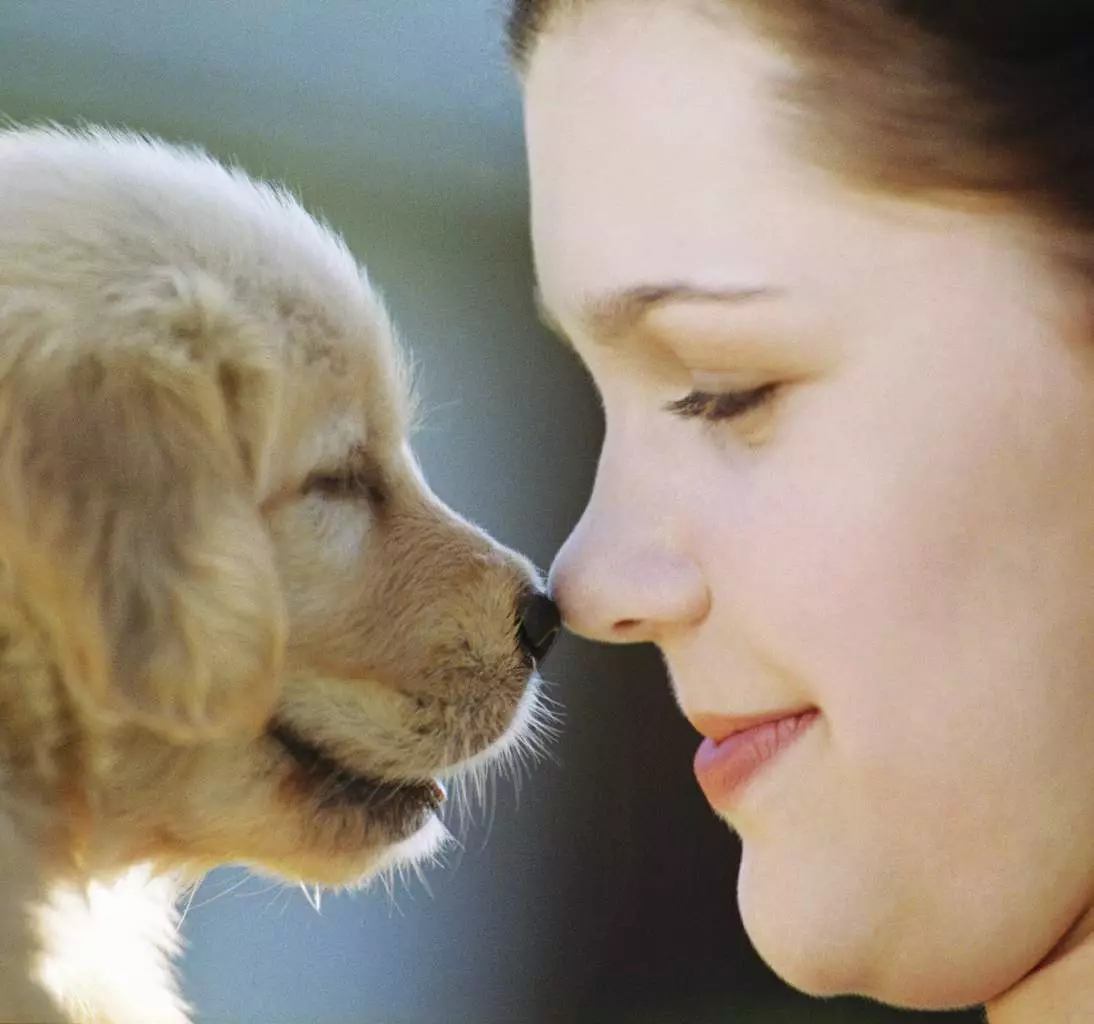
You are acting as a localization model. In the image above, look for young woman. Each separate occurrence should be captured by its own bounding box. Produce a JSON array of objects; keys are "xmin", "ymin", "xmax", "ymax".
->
[{"xmin": 507, "ymin": 2, "xmax": 1094, "ymax": 1019}]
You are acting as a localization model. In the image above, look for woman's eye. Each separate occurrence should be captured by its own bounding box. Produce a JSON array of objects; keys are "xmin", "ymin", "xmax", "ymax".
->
[{"xmin": 664, "ymin": 381, "xmax": 781, "ymax": 423}]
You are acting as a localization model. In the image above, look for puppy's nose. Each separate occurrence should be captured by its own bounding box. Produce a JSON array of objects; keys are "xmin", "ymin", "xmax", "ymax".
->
[{"xmin": 516, "ymin": 588, "xmax": 561, "ymax": 667}]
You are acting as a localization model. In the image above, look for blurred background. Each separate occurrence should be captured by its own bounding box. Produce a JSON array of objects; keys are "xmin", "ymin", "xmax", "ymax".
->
[{"xmin": 2, "ymin": 4, "xmax": 980, "ymax": 1023}]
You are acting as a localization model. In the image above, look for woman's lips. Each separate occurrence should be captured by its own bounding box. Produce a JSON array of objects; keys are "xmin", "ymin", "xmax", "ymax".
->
[{"xmin": 691, "ymin": 708, "xmax": 819, "ymax": 809}]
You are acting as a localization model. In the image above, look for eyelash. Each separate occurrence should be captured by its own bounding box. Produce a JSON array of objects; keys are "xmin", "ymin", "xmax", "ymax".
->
[{"xmin": 664, "ymin": 382, "xmax": 781, "ymax": 423}]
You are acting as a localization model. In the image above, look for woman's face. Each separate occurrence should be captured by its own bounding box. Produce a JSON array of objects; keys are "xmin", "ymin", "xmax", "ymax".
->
[{"xmin": 525, "ymin": 1, "xmax": 1094, "ymax": 1010}]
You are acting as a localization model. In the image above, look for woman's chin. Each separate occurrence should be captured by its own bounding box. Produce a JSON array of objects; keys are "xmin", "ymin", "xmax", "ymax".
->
[{"xmin": 737, "ymin": 847, "xmax": 1003, "ymax": 1012}]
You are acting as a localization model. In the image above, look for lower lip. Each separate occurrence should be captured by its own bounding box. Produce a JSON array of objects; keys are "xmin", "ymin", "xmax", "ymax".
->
[{"xmin": 693, "ymin": 710, "xmax": 819, "ymax": 808}]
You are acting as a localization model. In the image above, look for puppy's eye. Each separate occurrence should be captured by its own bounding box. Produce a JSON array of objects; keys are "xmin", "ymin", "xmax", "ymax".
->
[{"xmin": 303, "ymin": 469, "xmax": 386, "ymax": 507}]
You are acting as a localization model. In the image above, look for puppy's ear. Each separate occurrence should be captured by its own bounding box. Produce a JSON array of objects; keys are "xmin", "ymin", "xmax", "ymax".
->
[{"xmin": 0, "ymin": 272, "xmax": 286, "ymax": 741}]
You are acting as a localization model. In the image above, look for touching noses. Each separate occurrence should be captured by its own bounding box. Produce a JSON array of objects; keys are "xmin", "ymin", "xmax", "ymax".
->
[
  {"xmin": 516, "ymin": 587, "xmax": 562, "ymax": 666},
  {"xmin": 547, "ymin": 482, "xmax": 710, "ymax": 646}
]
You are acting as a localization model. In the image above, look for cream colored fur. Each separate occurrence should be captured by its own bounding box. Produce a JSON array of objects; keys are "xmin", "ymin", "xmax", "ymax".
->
[{"xmin": 0, "ymin": 125, "xmax": 550, "ymax": 1022}]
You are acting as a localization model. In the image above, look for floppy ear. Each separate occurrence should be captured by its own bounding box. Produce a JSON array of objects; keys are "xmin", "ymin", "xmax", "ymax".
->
[{"xmin": 0, "ymin": 273, "xmax": 286, "ymax": 741}]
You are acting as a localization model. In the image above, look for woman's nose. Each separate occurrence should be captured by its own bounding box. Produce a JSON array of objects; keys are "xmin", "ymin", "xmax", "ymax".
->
[{"xmin": 548, "ymin": 493, "xmax": 710, "ymax": 646}]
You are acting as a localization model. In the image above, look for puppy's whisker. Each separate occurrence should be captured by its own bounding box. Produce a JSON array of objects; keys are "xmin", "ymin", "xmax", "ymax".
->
[
  {"xmin": 374, "ymin": 866, "xmax": 411, "ymax": 918},
  {"xmin": 507, "ymin": 755, "xmax": 525, "ymax": 811},
  {"xmin": 407, "ymin": 398, "xmax": 463, "ymax": 439},
  {"xmin": 260, "ymin": 882, "xmax": 301, "ymax": 919},
  {"xmin": 479, "ymin": 774, "xmax": 500, "ymax": 853},
  {"xmin": 299, "ymin": 883, "xmax": 323, "ymax": 914},
  {"xmin": 176, "ymin": 877, "xmax": 204, "ymax": 928},
  {"xmin": 406, "ymin": 859, "xmax": 435, "ymax": 901},
  {"xmin": 262, "ymin": 886, "xmax": 288, "ymax": 918},
  {"xmin": 183, "ymin": 870, "xmax": 256, "ymax": 913}
]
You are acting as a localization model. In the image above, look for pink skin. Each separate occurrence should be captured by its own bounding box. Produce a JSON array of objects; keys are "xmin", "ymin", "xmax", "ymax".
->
[{"xmin": 522, "ymin": 2, "xmax": 1094, "ymax": 1018}]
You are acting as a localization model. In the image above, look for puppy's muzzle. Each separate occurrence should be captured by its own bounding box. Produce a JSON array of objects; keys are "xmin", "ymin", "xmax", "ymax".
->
[{"xmin": 516, "ymin": 588, "xmax": 561, "ymax": 667}]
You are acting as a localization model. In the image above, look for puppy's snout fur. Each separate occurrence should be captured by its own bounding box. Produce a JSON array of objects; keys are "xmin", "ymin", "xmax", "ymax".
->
[{"xmin": 516, "ymin": 588, "xmax": 561, "ymax": 666}]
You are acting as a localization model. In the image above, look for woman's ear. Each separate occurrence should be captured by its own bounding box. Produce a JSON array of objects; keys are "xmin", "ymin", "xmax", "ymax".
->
[{"xmin": 0, "ymin": 274, "xmax": 287, "ymax": 742}]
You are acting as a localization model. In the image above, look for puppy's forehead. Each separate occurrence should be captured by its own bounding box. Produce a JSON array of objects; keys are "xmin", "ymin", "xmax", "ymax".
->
[
  {"xmin": 284, "ymin": 300, "xmax": 410, "ymax": 409},
  {"xmin": 0, "ymin": 126, "xmax": 417, "ymax": 473},
  {"xmin": 278, "ymin": 315, "xmax": 414, "ymax": 473},
  {"xmin": 0, "ymin": 129, "xmax": 401, "ymax": 375}
]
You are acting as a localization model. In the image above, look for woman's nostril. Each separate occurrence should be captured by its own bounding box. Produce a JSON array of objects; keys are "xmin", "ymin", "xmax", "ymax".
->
[{"xmin": 516, "ymin": 589, "xmax": 562, "ymax": 666}]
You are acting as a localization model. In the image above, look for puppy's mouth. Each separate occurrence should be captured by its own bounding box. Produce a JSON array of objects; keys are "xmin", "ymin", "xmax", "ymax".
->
[{"xmin": 269, "ymin": 721, "xmax": 446, "ymax": 822}]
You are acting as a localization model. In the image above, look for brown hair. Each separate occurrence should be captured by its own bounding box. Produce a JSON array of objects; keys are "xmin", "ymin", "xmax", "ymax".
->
[{"xmin": 506, "ymin": 0, "xmax": 1094, "ymax": 275}]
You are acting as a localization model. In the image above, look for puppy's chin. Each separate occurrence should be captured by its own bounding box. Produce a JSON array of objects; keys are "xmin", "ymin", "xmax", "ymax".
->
[
  {"xmin": 108, "ymin": 683, "xmax": 537, "ymax": 890},
  {"xmin": 252, "ymin": 813, "xmax": 451, "ymax": 890},
  {"xmin": 244, "ymin": 728, "xmax": 451, "ymax": 886},
  {"xmin": 369, "ymin": 814, "xmax": 450, "ymax": 876}
]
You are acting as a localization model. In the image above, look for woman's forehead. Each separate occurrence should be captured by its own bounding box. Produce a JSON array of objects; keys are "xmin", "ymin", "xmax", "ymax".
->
[
  {"xmin": 522, "ymin": 2, "xmax": 1063, "ymax": 350},
  {"xmin": 523, "ymin": 4, "xmax": 805, "ymax": 322}
]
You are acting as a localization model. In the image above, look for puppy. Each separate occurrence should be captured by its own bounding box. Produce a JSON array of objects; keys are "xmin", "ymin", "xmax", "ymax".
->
[{"xmin": 0, "ymin": 125, "xmax": 560, "ymax": 1023}]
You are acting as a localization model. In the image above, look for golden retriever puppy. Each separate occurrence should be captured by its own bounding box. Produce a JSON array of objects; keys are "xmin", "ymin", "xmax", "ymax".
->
[{"xmin": 0, "ymin": 125, "xmax": 560, "ymax": 1023}]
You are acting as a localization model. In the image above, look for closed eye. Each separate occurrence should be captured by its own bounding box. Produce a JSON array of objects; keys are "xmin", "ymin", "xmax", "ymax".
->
[
  {"xmin": 664, "ymin": 382, "xmax": 781, "ymax": 423},
  {"xmin": 302, "ymin": 464, "xmax": 387, "ymax": 508}
]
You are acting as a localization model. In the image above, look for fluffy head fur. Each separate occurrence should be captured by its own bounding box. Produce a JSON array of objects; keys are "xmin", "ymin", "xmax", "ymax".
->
[{"xmin": 0, "ymin": 125, "xmax": 555, "ymax": 1022}]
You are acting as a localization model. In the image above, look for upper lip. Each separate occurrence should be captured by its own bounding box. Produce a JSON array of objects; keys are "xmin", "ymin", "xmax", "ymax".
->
[{"xmin": 687, "ymin": 707, "xmax": 818, "ymax": 743}]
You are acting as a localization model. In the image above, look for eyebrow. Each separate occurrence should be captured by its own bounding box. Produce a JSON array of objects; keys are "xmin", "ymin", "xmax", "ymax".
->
[{"xmin": 535, "ymin": 282, "xmax": 780, "ymax": 348}]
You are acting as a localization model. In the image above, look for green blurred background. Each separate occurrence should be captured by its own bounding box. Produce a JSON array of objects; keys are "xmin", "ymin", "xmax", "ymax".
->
[{"xmin": 1, "ymin": 3, "xmax": 982, "ymax": 1022}]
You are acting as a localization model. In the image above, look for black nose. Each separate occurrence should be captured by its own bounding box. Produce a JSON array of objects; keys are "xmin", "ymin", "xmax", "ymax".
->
[{"xmin": 516, "ymin": 588, "xmax": 561, "ymax": 667}]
